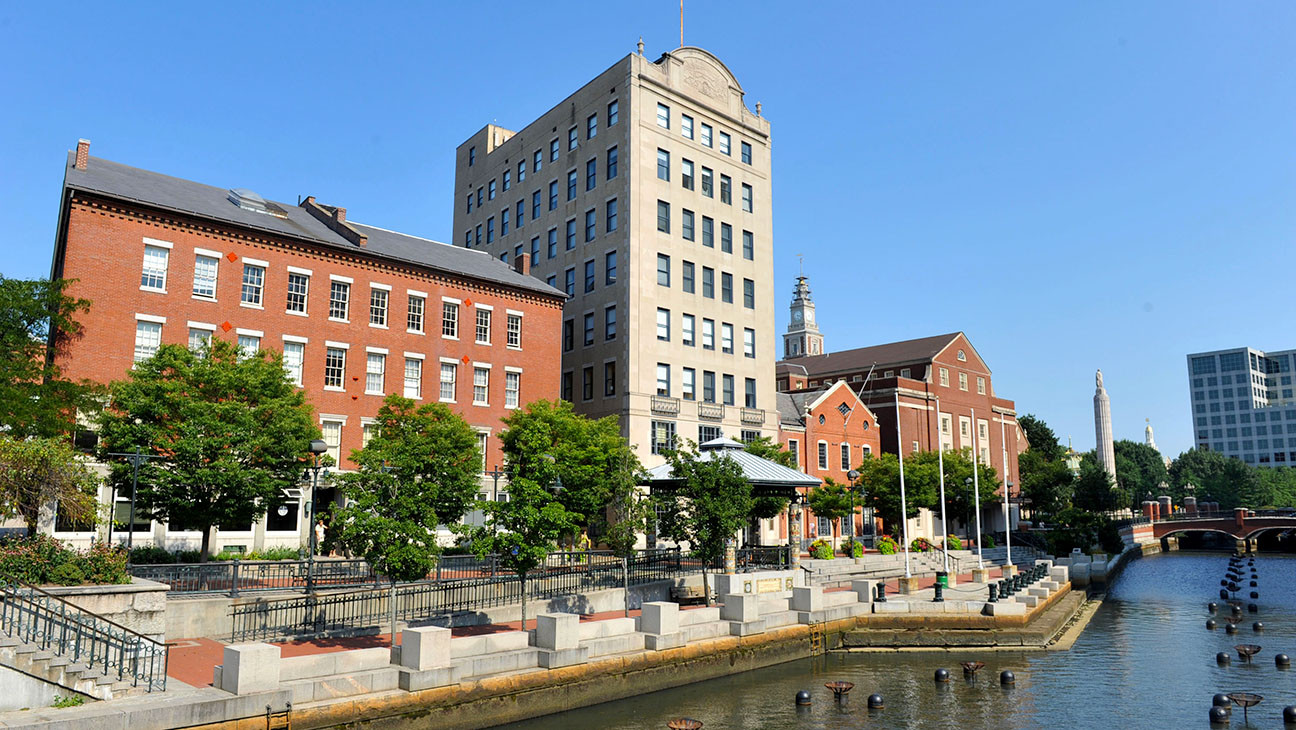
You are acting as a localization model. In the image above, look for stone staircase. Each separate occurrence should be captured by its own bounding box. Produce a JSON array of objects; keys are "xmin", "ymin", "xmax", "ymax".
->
[
  {"xmin": 0, "ymin": 634, "xmax": 149, "ymax": 701},
  {"xmin": 801, "ymin": 546, "xmax": 1046, "ymax": 587}
]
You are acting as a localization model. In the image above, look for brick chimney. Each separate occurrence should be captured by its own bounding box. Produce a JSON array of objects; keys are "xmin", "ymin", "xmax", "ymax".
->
[
  {"xmin": 512, "ymin": 254, "xmax": 530, "ymax": 276},
  {"xmin": 300, "ymin": 196, "xmax": 367, "ymax": 247},
  {"xmin": 74, "ymin": 139, "xmax": 90, "ymax": 170}
]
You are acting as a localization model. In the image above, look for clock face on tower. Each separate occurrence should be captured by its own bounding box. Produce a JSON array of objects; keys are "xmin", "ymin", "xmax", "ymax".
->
[
  {"xmin": 792, "ymin": 310, "xmax": 803, "ymax": 323},
  {"xmin": 805, "ymin": 310, "xmax": 814, "ymax": 323}
]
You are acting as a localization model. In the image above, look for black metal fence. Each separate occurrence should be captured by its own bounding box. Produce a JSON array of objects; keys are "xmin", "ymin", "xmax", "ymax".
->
[
  {"xmin": 229, "ymin": 548, "xmax": 685, "ymax": 642},
  {"xmin": 0, "ymin": 579, "xmax": 168, "ymax": 692},
  {"xmin": 129, "ymin": 558, "xmax": 376, "ymax": 595}
]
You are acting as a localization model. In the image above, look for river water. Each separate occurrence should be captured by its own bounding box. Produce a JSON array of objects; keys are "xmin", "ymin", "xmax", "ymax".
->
[{"xmin": 501, "ymin": 553, "xmax": 1296, "ymax": 729}]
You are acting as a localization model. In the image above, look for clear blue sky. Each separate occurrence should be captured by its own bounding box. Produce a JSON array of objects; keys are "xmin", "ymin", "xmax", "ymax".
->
[{"xmin": 3, "ymin": 2, "xmax": 1294, "ymax": 460}]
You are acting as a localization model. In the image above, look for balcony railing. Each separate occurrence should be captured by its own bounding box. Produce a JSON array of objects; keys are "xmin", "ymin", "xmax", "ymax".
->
[
  {"xmin": 740, "ymin": 407, "xmax": 765, "ymax": 425},
  {"xmin": 698, "ymin": 402, "xmax": 725, "ymax": 420},
  {"xmin": 651, "ymin": 395, "xmax": 681, "ymax": 415}
]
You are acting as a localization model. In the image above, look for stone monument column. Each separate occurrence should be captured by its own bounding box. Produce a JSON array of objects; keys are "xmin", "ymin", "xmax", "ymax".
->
[
  {"xmin": 1093, "ymin": 370, "xmax": 1117, "ymax": 485},
  {"xmin": 789, "ymin": 505, "xmax": 802, "ymax": 573}
]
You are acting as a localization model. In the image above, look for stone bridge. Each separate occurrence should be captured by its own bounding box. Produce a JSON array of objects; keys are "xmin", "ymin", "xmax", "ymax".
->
[{"xmin": 1149, "ymin": 508, "xmax": 1296, "ymax": 540}]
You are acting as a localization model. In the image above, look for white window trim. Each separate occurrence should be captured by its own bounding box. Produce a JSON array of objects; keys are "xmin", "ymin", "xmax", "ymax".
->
[
  {"xmin": 319, "ymin": 413, "xmax": 349, "ymax": 425},
  {"xmin": 370, "ymin": 282, "xmax": 392, "ymax": 291},
  {"xmin": 366, "ymin": 346, "xmax": 389, "ymax": 355},
  {"xmin": 282, "ymin": 334, "xmax": 308, "ymax": 344},
  {"xmin": 506, "ymin": 309, "xmax": 524, "ymax": 317},
  {"xmin": 441, "ymin": 296, "xmax": 462, "ymax": 304},
  {"xmin": 242, "ymin": 257, "xmax": 269, "ymax": 268},
  {"xmin": 287, "ymin": 265, "xmax": 313, "ymax": 276},
  {"xmin": 473, "ymin": 362, "xmax": 493, "ymax": 369},
  {"xmin": 474, "ymin": 303, "xmax": 494, "ymax": 311},
  {"xmin": 135, "ymin": 313, "xmax": 167, "ymax": 324},
  {"xmin": 286, "ymin": 310, "xmax": 309, "ymax": 318},
  {"xmin": 408, "ymin": 289, "xmax": 428, "ymax": 298},
  {"xmin": 325, "ymin": 341, "xmax": 351, "ymax": 350},
  {"xmin": 504, "ymin": 366, "xmax": 523, "ymax": 374},
  {"xmin": 193, "ymin": 247, "xmax": 221, "ymax": 258},
  {"xmin": 187, "ymin": 320, "xmax": 216, "ymax": 331},
  {"xmin": 404, "ymin": 351, "xmax": 425, "ymax": 360},
  {"xmin": 142, "ymin": 237, "xmax": 173, "ymax": 249},
  {"xmin": 439, "ymin": 356, "xmax": 459, "ymax": 365},
  {"xmin": 329, "ymin": 274, "xmax": 354, "ymax": 284},
  {"xmin": 235, "ymin": 328, "xmax": 264, "ymax": 338}
]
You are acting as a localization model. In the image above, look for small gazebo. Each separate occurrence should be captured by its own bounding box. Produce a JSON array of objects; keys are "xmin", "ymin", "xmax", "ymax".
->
[{"xmin": 642, "ymin": 437, "xmax": 820, "ymax": 572}]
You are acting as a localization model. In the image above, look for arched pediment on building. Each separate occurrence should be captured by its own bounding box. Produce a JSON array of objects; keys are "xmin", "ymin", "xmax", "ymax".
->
[{"xmin": 658, "ymin": 46, "xmax": 745, "ymax": 97}]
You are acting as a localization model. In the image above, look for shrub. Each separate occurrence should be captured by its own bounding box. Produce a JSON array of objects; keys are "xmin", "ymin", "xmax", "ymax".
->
[
  {"xmin": 127, "ymin": 545, "xmax": 176, "ymax": 564},
  {"xmin": 876, "ymin": 536, "xmax": 898, "ymax": 555},
  {"xmin": 48, "ymin": 562, "xmax": 85, "ymax": 585},
  {"xmin": 841, "ymin": 539, "xmax": 864, "ymax": 558},
  {"xmin": 910, "ymin": 537, "xmax": 932, "ymax": 553},
  {"xmin": 984, "ymin": 535, "xmax": 996, "ymax": 549},
  {"xmin": 809, "ymin": 538, "xmax": 834, "ymax": 560},
  {"xmin": 0, "ymin": 534, "xmax": 128, "ymax": 586},
  {"xmin": 945, "ymin": 535, "xmax": 962, "ymax": 551},
  {"xmin": 51, "ymin": 695, "xmax": 85, "ymax": 708}
]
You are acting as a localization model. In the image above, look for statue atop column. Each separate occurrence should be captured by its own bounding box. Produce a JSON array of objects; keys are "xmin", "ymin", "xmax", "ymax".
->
[{"xmin": 1093, "ymin": 369, "xmax": 1118, "ymax": 486}]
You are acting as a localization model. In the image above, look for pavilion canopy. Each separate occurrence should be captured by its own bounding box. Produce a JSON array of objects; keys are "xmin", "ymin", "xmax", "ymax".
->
[{"xmin": 641, "ymin": 437, "xmax": 820, "ymax": 499}]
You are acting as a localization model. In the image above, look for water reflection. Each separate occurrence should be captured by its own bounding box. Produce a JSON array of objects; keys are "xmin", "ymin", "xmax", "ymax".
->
[{"xmin": 500, "ymin": 554, "xmax": 1296, "ymax": 729}]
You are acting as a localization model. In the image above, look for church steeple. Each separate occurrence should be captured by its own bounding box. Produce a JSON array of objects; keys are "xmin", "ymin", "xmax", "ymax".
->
[{"xmin": 784, "ymin": 274, "xmax": 824, "ymax": 359}]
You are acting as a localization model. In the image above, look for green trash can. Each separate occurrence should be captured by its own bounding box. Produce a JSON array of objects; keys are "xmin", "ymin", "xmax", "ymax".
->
[{"xmin": 936, "ymin": 571, "xmax": 949, "ymax": 588}]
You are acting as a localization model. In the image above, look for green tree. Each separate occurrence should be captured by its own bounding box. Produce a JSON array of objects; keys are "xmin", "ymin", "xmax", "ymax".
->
[
  {"xmin": 1018, "ymin": 448, "xmax": 1074, "ymax": 520},
  {"xmin": 1113, "ymin": 439, "xmax": 1169, "ymax": 508},
  {"xmin": 906, "ymin": 448, "xmax": 998, "ymax": 536},
  {"xmin": 1168, "ymin": 448, "xmax": 1259, "ymax": 510},
  {"xmin": 805, "ymin": 478, "xmax": 854, "ymax": 543},
  {"xmin": 743, "ymin": 436, "xmax": 792, "ymax": 525},
  {"xmin": 1018, "ymin": 413, "xmax": 1064, "ymax": 461},
  {"xmin": 97, "ymin": 339, "xmax": 318, "ymax": 560},
  {"xmin": 332, "ymin": 396, "xmax": 481, "ymax": 582},
  {"xmin": 1072, "ymin": 460, "xmax": 1125, "ymax": 513},
  {"xmin": 653, "ymin": 442, "xmax": 751, "ymax": 604},
  {"xmin": 0, "ymin": 436, "xmax": 99, "ymax": 536},
  {"xmin": 0, "ymin": 277, "xmax": 99, "ymax": 438}
]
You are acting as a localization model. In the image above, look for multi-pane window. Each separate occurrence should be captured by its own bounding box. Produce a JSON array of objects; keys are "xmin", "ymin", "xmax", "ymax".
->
[
  {"xmin": 141, "ymin": 244, "xmax": 169, "ymax": 291},
  {"xmin": 584, "ymin": 259, "xmax": 595, "ymax": 293},
  {"xmin": 503, "ymin": 171, "xmax": 511, "ymax": 192},
  {"xmin": 977, "ymin": 377, "xmax": 986, "ymax": 395},
  {"xmin": 702, "ymin": 371, "xmax": 716, "ymax": 402},
  {"xmin": 404, "ymin": 357, "xmax": 422, "ymax": 399},
  {"xmin": 657, "ymin": 254, "xmax": 670, "ymax": 286},
  {"xmin": 566, "ymin": 219, "xmax": 576, "ymax": 250},
  {"xmin": 506, "ymin": 371, "xmax": 520, "ymax": 408},
  {"xmin": 324, "ymin": 347, "xmax": 346, "ymax": 389},
  {"xmin": 742, "ymin": 230, "xmax": 754, "ymax": 260},
  {"xmin": 561, "ymin": 372, "xmax": 573, "ymax": 402},
  {"xmin": 188, "ymin": 327, "xmax": 212, "ymax": 352},
  {"xmin": 721, "ymin": 272, "xmax": 733, "ymax": 303},
  {"xmin": 657, "ymin": 308, "xmax": 670, "ymax": 341},
  {"xmin": 286, "ymin": 272, "xmax": 309, "ymax": 313},
  {"xmin": 581, "ymin": 367, "xmax": 594, "ymax": 400},
  {"xmin": 939, "ymin": 367, "xmax": 949, "ymax": 386},
  {"xmin": 329, "ymin": 280, "xmax": 350, "ymax": 320},
  {"xmin": 549, "ymin": 180, "xmax": 558, "ymax": 210},
  {"xmin": 720, "ymin": 175, "xmax": 732, "ymax": 205},
  {"xmin": 702, "ymin": 267, "xmax": 714, "ymax": 298},
  {"xmin": 743, "ymin": 279, "xmax": 755, "ymax": 309},
  {"xmin": 241, "ymin": 263, "xmax": 265, "ymax": 305},
  {"xmin": 657, "ymin": 149, "xmax": 670, "ymax": 181},
  {"xmin": 605, "ymin": 305, "xmax": 617, "ymax": 340},
  {"xmin": 321, "ymin": 421, "xmax": 343, "ymax": 465},
  {"xmin": 656, "ymin": 363, "xmax": 671, "ymax": 396},
  {"xmin": 604, "ymin": 361, "xmax": 616, "ymax": 396},
  {"xmin": 605, "ymin": 251, "xmax": 617, "ymax": 284},
  {"xmin": 475, "ymin": 308, "xmax": 491, "ymax": 344},
  {"xmin": 606, "ymin": 198, "xmax": 618, "ymax": 232},
  {"xmin": 841, "ymin": 443, "xmax": 851, "ymax": 471},
  {"xmin": 507, "ymin": 314, "xmax": 522, "ymax": 348},
  {"xmin": 485, "ymin": 217, "xmax": 495, "ymax": 244},
  {"xmin": 440, "ymin": 362, "xmax": 457, "ymax": 401},
  {"xmin": 682, "ymin": 314, "xmax": 695, "ymax": 346},
  {"xmin": 656, "ymin": 103, "xmax": 670, "ymax": 129},
  {"xmin": 587, "ymin": 113, "xmax": 597, "ymax": 139},
  {"xmin": 565, "ymin": 267, "xmax": 575, "ymax": 296},
  {"xmin": 702, "ymin": 319, "xmax": 715, "ymax": 350},
  {"xmin": 532, "ymin": 190, "xmax": 541, "ymax": 219},
  {"xmin": 682, "ymin": 210, "xmax": 695, "ymax": 241},
  {"xmin": 702, "ymin": 217, "xmax": 714, "ymax": 247},
  {"xmin": 473, "ymin": 367, "xmax": 490, "ymax": 405},
  {"xmin": 745, "ymin": 378, "xmax": 757, "ymax": 409},
  {"xmin": 743, "ymin": 328, "xmax": 755, "ymax": 358},
  {"xmin": 501, "ymin": 208, "xmax": 509, "ymax": 236},
  {"xmin": 585, "ymin": 209, "xmax": 596, "ymax": 242},
  {"xmin": 365, "ymin": 352, "xmax": 386, "ymax": 394},
  {"xmin": 608, "ymin": 99, "xmax": 619, "ymax": 126},
  {"xmin": 282, "ymin": 341, "xmax": 304, "ymax": 385},
  {"xmin": 550, "ymin": 138, "xmax": 560, "ymax": 161},
  {"xmin": 682, "ymin": 114, "xmax": 694, "ymax": 139},
  {"xmin": 721, "ymin": 323, "xmax": 733, "ymax": 354},
  {"xmin": 700, "ymin": 123, "xmax": 713, "ymax": 148},
  {"xmin": 583, "ymin": 312, "xmax": 594, "ymax": 346},
  {"xmin": 720, "ymin": 223, "xmax": 732, "ymax": 253},
  {"xmin": 548, "ymin": 228, "xmax": 558, "ymax": 258},
  {"xmin": 133, "ymin": 320, "xmax": 162, "ymax": 362},
  {"xmin": 586, "ymin": 158, "xmax": 597, "ymax": 191},
  {"xmin": 651, "ymin": 421, "xmax": 676, "ymax": 455},
  {"xmin": 568, "ymin": 126, "xmax": 578, "ymax": 150},
  {"xmin": 818, "ymin": 442, "xmax": 829, "ymax": 470},
  {"xmin": 442, "ymin": 301, "xmax": 459, "ymax": 338},
  {"xmin": 719, "ymin": 132, "xmax": 731, "ymax": 155},
  {"xmin": 959, "ymin": 372, "xmax": 969, "ymax": 391},
  {"xmin": 534, "ymin": 149, "xmax": 543, "ymax": 172},
  {"xmin": 408, "ymin": 294, "xmax": 425, "ymax": 333},
  {"xmin": 742, "ymin": 183, "xmax": 753, "ymax": 212},
  {"xmin": 682, "ymin": 368, "xmax": 696, "ymax": 400},
  {"xmin": 370, "ymin": 288, "xmax": 389, "ymax": 327},
  {"xmin": 741, "ymin": 141, "xmax": 752, "ymax": 164},
  {"xmin": 237, "ymin": 334, "xmax": 260, "ymax": 359},
  {"xmin": 488, "ymin": 180, "xmax": 496, "ymax": 200},
  {"xmin": 563, "ymin": 319, "xmax": 574, "ymax": 351},
  {"xmin": 518, "ymin": 160, "xmax": 526, "ymax": 182},
  {"xmin": 657, "ymin": 200, "xmax": 670, "ymax": 232},
  {"xmin": 701, "ymin": 167, "xmax": 713, "ymax": 197},
  {"xmin": 567, "ymin": 170, "xmax": 577, "ymax": 200},
  {"xmin": 607, "ymin": 147, "xmax": 618, "ymax": 179},
  {"xmin": 192, "ymin": 255, "xmax": 218, "ymax": 299},
  {"xmin": 699, "ymin": 425, "xmax": 722, "ymax": 443}
]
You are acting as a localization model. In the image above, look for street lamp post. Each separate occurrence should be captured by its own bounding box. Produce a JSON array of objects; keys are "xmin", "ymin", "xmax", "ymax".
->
[
  {"xmin": 107, "ymin": 445, "xmax": 158, "ymax": 551},
  {"xmin": 303, "ymin": 439, "xmax": 329, "ymax": 594}
]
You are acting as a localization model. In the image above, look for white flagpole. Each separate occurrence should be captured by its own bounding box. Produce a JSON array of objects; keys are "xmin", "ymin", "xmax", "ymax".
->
[
  {"xmin": 972, "ymin": 407, "xmax": 984, "ymax": 570},
  {"xmin": 1001, "ymin": 414, "xmax": 1012, "ymax": 567},
  {"xmin": 896, "ymin": 392, "xmax": 910, "ymax": 578},
  {"xmin": 936, "ymin": 396, "xmax": 949, "ymax": 574}
]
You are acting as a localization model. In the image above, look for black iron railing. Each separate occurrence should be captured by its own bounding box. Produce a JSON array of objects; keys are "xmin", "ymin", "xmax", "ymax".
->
[
  {"xmin": 129, "ymin": 558, "xmax": 376, "ymax": 596},
  {"xmin": 0, "ymin": 579, "xmax": 168, "ymax": 692}
]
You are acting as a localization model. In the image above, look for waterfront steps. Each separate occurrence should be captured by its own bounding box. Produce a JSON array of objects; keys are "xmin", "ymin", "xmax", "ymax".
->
[{"xmin": 0, "ymin": 634, "xmax": 148, "ymax": 701}]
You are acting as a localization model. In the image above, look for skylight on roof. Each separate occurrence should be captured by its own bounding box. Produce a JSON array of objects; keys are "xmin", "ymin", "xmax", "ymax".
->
[{"xmin": 227, "ymin": 188, "xmax": 288, "ymax": 219}]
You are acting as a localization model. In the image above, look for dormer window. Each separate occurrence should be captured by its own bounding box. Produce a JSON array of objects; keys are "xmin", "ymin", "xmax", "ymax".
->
[{"xmin": 227, "ymin": 189, "xmax": 288, "ymax": 219}]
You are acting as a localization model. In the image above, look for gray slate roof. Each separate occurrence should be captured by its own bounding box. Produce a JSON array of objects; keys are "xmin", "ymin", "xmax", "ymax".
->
[
  {"xmin": 63, "ymin": 152, "xmax": 564, "ymax": 299},
  {"xmin": 777, "ymin": 332, "xmax": 960, "ymax": 377},
  {"xmin": 643, "ymin": 437, "xmax": 819, "ymax": 488}
]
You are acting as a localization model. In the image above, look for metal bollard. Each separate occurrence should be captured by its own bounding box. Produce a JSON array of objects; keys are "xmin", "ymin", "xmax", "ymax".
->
[
  {"xmin": 231, "ymin": 559, "xmax": 240, "ymax": 598},
  {"xmin": 933, "ymin": 582, "xmax": 944, "ymax": 603},
  {"xmin": 876, "ymin": 582, "xmax": 887, "ymax": 603},
  {"xmin": 988, "ymin": 584, "xmax": 998, "ymax": 603}
]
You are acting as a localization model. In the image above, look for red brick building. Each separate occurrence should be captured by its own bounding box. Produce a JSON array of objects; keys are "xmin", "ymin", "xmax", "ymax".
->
[
  {"xmin": 777, "ymin": 331, "xmax": 1026, "ymax": 537},
  {"xmin": 48, "ymin": 141, "xmax": 565, "ymax": 551},
  {"xmin": 776, "ymin": 381, "xmax": 881, "ymax": 547}
]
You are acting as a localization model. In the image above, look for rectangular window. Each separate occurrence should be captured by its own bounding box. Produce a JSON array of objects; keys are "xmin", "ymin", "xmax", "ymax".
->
[
  {"xmin": 682, "ymin": 261, "xmax": 695, "ymax": 293},
  {"xmin": 369, "ymin": 288, "xmax": 389, "ymax": 327},
  {"xmin": 977, "ymin": 377, "xmax": 986, "ymax": 395},
  {"xmin": 562, "ymin": 371, "xmax": 573, "ymax": 401},
  {"xmin": 657, "ymin": 200, "xmax": 670, "ymax": 232},
  {"xmin": 742, "ymin": 183, "xmax": 753, "ymax": 212},
  {"xmin": 682, "ymin": 209, "xmax": 695, "ymax": 241},
  {"xmin": 606, "ymin": 146, "xmax": 618, "ymax": 180},
  {"xmin": 329, "ymin": 280, "xmax": 350, "ymax": 320},
  {"xmin": 237, "ymin": 334, "xmax": 260, "ymax": 359},
  {"xmin": 475, "ymin": 224, "xmax": 481, "ymax": 245},
  {"xmin": 501, "ymin": 208, "xmax": 509, "ymax": 235},
  {"xmin": 699, "ymin": 425, "xmax": 722, "ymax": 443},
  {"xmin": 530, "ymin": 236, "xmax": 539, "ymax": 265},
  {"xmin": 651, "ymin": 421, "xmax": 676, "ymax": 455},
  {"xmin": 681, "ymin": 159, "xmax": 694, "ymax": 190},
  {"xmin": 587, "ymin": 113, "xmax": 597, "ymax": 139},
  {"xmin": 486, "ymin": 217, "xmax": 495, "ymax": 243},
  {"xmin": 721, "ymin": 323, "xmax": 734, "ymax": 354},
  {"xmin": 702, "ymin": 216, "xmax": 714, "ymax": 247},
  {"xmin": 723, "ymin": 375, "xmax": 734, "ymax": 406},
  {"xmin": 657, "ymin": 308, "xmax": 670, "ymax": 341},
  {"xmin": 568, "ymin": 126, "xmax": 578, "ymax": 150},
  {"xmin": 939, "ymin": 367, "xmax": 949, "ymax": 386},
  {"xmin": 503, "ymin": 170, "xmax": 511, "ymax": 192},
  {"xmin": 702, "ymin": 319, "xmax": 715, "ymax": 350},
  {"xmin": 565, "ymin": 267, "xmax": 575, "ymax": 296},
  {"xmin": 192, "ymin": 255, "xmax": 218, "ymax": 299},
  {"xmin": 141, "ymin": 244, "xmax": 169, "ymax": 291},
  {"xmin": 548, "ymin": 227, "xmax": 558, "ymax": 258},
  {"xmin": 473, "ymin": 367, "xmax": 490, "ymax": 405},
  {"xmin": 605, "ymin": 250, "xmax": 617, "ymax": 284},
  {"xmin": 584, "ymin": 259, "xmax": 595, "ymax": 292},
  {"xmin": 702, "ymin": 267, "xmax": 714, "ymax": 298},
  {"xmin": 583, "ymin": 312, "xmax": 594, "ymax": 346},
  {"xmin": 605, "ymin": 305, "xmax": 617, "ymax": 340},
  {"xmin": 841, "ymin": 443, "xmax": 851, "ymax": 471},
  {"xmin": 534, "ymin": 149, "xmax": 543, "ymax": 172},
  {"xmin": 567, "ymin": 170, "xmax": 577, "ymax": 201},
  {"xmin": 818, "ymin": 442, "xmax": 829, "ymax": 470},
  {"xmin": 440, "ymin": 362, "xmax": 457, "ymax": 401},
  {"xmin": 488, "ymin": 180, "xmax": 496, "ymax": 200},
  {"xmin": 657, "ymin": 103, "xmax": 670, "ymax": 129},
  {"xmin": 719, "ymin": 131, "xmax": 731, "ymax": 155},
  {"xmin": 743, "ymin": 279, "xmax": 755, "ymax": 309},
  {"xmin": 788, "ymin": 440, "xmax": 800, "ymax": 465},
  {"xmin": 550, "ymin": 138, "xmax": 559, "ymax": 162},
  {"xmin": 745, "ymin": 378, "xmax": 757, "ymax": 409},
  {"xmin": 656, "ymin": 363, "xmax": 671, "ymax": 396},
  {"xmin": 324, "ymin": 347, "xmax": 346, "ymax": 389},
  {"xmin": 442, "ymin": 301, "xmax": 459, "ymax": 338},
  {"xmin": 608, "ymin": 99, "xmax": 619, "ymax": 126},
  {"xmin": 468, "ymin": 146, "xmax": 475, "ymax": 166},
  {"xmin": 286, "ymin": 272, "xmax": 309, "ymax": 313},
  {"xmin": 682, "ymin": 367, "xmax": 696, "ymax": 400},
  {"xmin": 507, "ymin": 314, "xmax": 522, "ymax": 348},
  {"xmin": 720, "ymin": 174, "xmax": 732, "ymax": 204},
  {"xmin": 742, "ymin": 230, "xmax": 754, "ymax": 260},
  {"xmin": 283, "ymin": 341, "xmax": 304, "ymax": 385},
  {"xmin": 682, "ymin": 114, "xmax": 693, "ymax": 139},
  {"xmin": 743, "ymin": 328, "xmax": 755, "ymax": 358},
  {"xmin": 517, "ymin": 199, "xmax": 525, "ymax": 228},
  {"xmin": 566, "ymin": 219, "xmax": 576, "ymax": 249},
  {"xmin": 476, "ymin": 188, "xmax": 483, "ymax": 207},
  {"xmin": 581, "ymin": 366, "xmax": 594, "ymax": 401},
  {"xmin": 657, "ymin": 254, "xmax": 670, "ymax": 286},
  {"xmin": 506, "ymin": 371, "xmax": 520, "ymax": 408},
  {"xmin": 604, "ymin": 360, "xmax": 616, "ymax": 396},
  {"xmin": 721, "ymin": 272, "xmax": 733, "ymax": 303},
  {"xmin": 586, "ymin": 158, "xmax": 597, "ymax": 191},
  {"xmin": 241, "ymin": 263, "xmax": 265, "ymax": 306},
  {"xmin": 518, "ymin": 159, "xmax": 526, "ymax": 182},
  {"xmin": 657, "ymin": 149, "xmax": 670, "ymax": 181},
  {"xmin": 741, "ymin": 141, "xmax": 752, "ymax": 165},
  {"xmin": 475, "ymin": 308, "xmax": 491, "ymax": 344},
  {"xmin": 585, "ymin": 208, "xmax": 596, "ymax": 242},
  {"xmin": 606, "ymin": 198, "xmax": 618, "ymax": 232},
  {"xmin": 321, "ymin": 420, "xmax": 343, "ymax": 465},
  {"xmin": 700, "ymin": 123, "xmax": 713, "ymax": 148},
  {"xmin": 404, "ymin": 357, "xmax": 422, "ymax": 399},
  {"xmin": 531, "ymin": 190, "xmax": 541, "ymax": 218},
  {"xmin": 549, "ymin": 180, "xmax": 558, "ymax": 210},
  {"xmin": 720, "ymin": 223, "xmax": 732, "ymax": 253},
  {"xmin": 959, "ymin": 372, "xmax": 969, "ymax": 391},
  {"xmin": 701, "ymin": 167, "xmax": 714, "ymax": 198},
  {"xmin": 366, "ymin": 352, "xmax": 386, "ymax": 394},
  {"xmin": 703, "ymin": 371, "xmax": 716, "ymax": 403},
  {"xmin": 682, "ymin": 313, "xmax": 695, "ymax": 346},
  {"xmin": 133, "ymin": 320, "xmax": 162, "ymax": 362}
]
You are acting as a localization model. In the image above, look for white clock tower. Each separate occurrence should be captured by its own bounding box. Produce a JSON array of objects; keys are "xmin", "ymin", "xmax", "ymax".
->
[{"xmin": 784, "ymin": 275, "xmax": 824, "ymax": 359}]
